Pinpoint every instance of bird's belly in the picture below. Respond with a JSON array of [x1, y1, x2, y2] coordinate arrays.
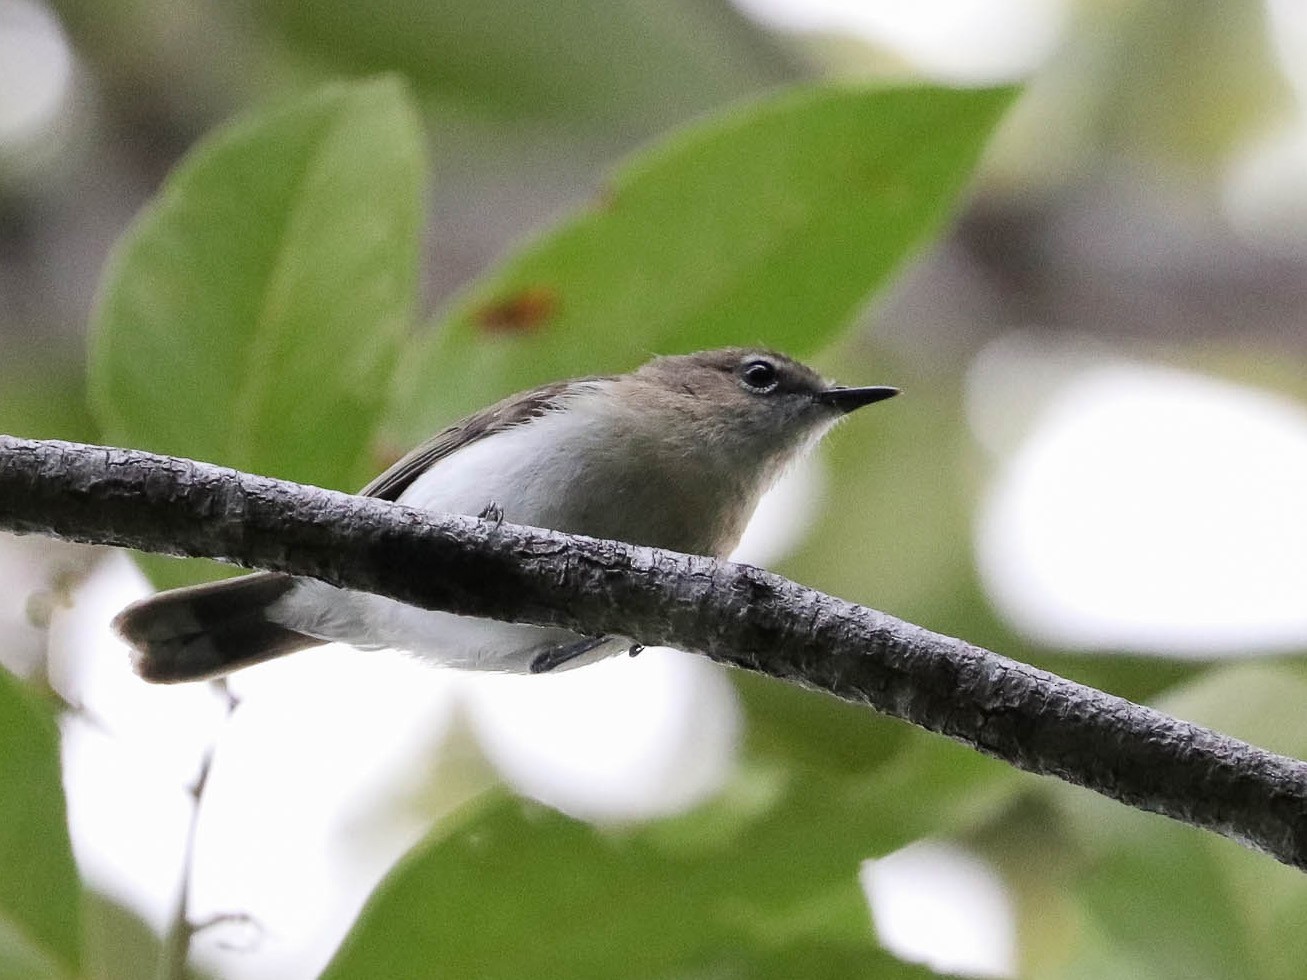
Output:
[[268, 580, 604, 672]]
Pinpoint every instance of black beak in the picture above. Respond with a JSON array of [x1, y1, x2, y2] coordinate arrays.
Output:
[[816, 385, 900, 413]]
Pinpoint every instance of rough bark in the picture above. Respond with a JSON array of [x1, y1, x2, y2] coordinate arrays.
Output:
[[3, 434, 1306, 869]]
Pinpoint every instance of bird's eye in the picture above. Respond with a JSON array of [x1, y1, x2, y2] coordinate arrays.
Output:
[[740, 359, 778, 392]]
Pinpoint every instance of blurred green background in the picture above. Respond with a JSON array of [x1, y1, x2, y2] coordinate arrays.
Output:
[[4, 0, 1307, 978]]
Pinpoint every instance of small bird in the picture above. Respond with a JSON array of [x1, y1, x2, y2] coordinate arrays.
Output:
[[115, 348, 897, 682]]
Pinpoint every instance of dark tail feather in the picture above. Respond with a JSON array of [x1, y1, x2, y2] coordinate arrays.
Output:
[[113, 572, 324, 683]]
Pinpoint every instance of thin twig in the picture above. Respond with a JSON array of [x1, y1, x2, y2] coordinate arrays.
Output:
[[2, 435, 1307, 869], [156, 680, 240, 980]]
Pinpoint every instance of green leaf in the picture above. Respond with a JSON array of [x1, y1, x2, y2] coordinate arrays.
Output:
[[0, 358, 94, 444], [324, 709, 1020, 980], [0, 670, 81, 978], [733, 669, 916, 776], [1222, 846, 1307, 980], [89, 76, 425, 494], [721, 942, 942, 980], [1028, 709, 1275, 980], [82, 890, 165, 980], [321, 795, 925, 980], [993, 788, 1258, 980], [697, 717, 1023, 878], [384, 85, 1015, 443], [1069, 834, 1252, 980]]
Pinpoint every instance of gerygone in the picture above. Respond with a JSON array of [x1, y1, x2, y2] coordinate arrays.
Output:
[[115, 348, 897, 682]]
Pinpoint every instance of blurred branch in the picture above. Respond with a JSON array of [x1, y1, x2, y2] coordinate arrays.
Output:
[[3, 434, 1307, 870], [957, 189, 1307, 350]]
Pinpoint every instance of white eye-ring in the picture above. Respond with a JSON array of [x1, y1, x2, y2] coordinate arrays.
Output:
[[740, 359, 778, 392]]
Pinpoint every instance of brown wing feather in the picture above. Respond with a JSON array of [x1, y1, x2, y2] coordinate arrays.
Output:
[[360, 378, 606, 502]]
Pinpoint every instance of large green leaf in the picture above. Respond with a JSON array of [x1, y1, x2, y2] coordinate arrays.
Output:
[[320, 795, 941, 980], [0, 670, 81, 979], [1067, 834, 1252, 980], [322, 673, 1021, 980], [89, 77, 425, 493], [384, 85, 1015, 443]]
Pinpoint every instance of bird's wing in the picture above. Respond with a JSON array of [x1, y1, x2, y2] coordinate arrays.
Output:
[[359, 377, 606, 502]]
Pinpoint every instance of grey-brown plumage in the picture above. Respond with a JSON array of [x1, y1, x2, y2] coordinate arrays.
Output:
[[114, 348, 897, 682]]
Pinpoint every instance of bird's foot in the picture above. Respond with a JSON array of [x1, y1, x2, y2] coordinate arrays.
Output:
[[530, 636, 611, 673]]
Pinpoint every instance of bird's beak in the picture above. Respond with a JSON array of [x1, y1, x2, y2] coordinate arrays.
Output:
[[816, 385, 900, 413]]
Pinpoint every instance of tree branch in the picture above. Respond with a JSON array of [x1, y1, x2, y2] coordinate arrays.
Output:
[[3, 434, 1307, 869]]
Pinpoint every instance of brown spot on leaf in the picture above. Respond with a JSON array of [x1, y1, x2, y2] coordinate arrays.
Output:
[[474, 286, 559, 333]]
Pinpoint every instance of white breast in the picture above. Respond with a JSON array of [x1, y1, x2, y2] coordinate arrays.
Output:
[[397, 404, 604, 526]]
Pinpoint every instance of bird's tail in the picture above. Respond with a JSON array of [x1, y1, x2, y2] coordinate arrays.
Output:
[[113, 572, 323, 683]]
